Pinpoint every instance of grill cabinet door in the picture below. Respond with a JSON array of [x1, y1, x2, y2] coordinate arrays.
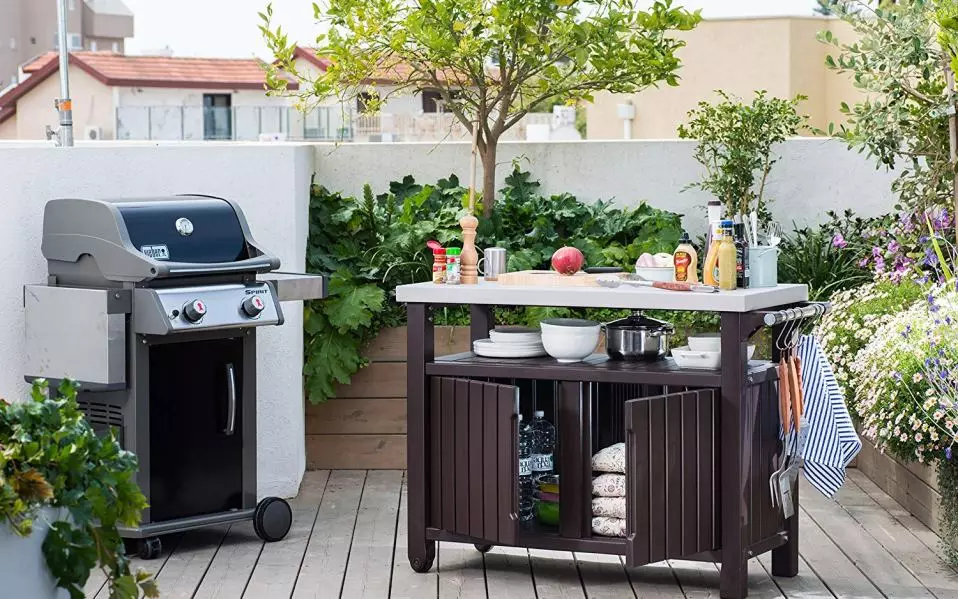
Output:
[[429, 377, 519, 545], [625, 389, 718, 567]]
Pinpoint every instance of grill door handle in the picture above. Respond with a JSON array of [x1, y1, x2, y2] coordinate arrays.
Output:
[[224, 363, 237, 436]]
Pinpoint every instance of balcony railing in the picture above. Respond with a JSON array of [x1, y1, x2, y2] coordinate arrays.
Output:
[[114, 106, 555, 142]]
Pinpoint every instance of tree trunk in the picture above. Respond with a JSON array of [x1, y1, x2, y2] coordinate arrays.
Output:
[[480, 142, 498, 218]]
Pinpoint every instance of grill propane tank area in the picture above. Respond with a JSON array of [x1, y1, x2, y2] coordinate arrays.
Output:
[[22, 195, 327, 559]]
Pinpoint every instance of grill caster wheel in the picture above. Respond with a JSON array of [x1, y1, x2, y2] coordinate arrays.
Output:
[[410, 556, 434, 573], [253, 497, 293, 542], [474, 544, 493, 554], [138, 537, 162, 560]]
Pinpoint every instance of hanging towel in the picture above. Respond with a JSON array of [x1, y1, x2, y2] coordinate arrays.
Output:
[[796, 334, 862, 498]]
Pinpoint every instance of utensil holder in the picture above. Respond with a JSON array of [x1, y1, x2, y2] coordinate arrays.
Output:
[[750, 246, 779, 288]]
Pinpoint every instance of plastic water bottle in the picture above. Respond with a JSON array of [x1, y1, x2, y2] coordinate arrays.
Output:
[[530, 410, 555, 483], [518, 416, 534, 521]]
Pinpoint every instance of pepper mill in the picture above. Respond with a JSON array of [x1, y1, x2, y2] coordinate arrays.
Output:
[[460, 121, 481, 285]]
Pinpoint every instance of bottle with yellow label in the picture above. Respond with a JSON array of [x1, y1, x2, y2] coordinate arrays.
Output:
[[702, 223, 722, 287], [717, 220, 737, 290], [673, 231, 698, 283]]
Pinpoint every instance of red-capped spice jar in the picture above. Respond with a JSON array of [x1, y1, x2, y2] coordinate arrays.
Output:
[[432, 247, 447, 284]]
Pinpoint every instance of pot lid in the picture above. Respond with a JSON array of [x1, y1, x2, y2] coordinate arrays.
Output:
[[608, 312, 674, 332]]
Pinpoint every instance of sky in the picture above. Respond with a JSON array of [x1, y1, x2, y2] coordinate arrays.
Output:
[[122, 0, 822, 60]]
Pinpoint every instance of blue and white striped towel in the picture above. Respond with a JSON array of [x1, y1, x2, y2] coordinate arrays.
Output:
[[795, 334, 862, 498]]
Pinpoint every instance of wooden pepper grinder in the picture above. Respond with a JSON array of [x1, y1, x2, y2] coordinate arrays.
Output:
[[460, 122, 480, 285]]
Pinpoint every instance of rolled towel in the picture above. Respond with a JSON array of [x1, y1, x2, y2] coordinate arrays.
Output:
[[592, 516, 626, 538], [592, 473, 626, 497], [592, 442, 625, 474], [592, 497, 626, 519]]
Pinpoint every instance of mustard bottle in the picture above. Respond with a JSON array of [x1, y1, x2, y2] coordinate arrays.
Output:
[[717, 220, 737, 290], [703, 223, 722, 287], [673, 231, 698, 283]]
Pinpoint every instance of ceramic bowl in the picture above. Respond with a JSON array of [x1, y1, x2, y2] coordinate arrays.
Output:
[[539, 319, 601, 363], [671, 345, 756, 369], [687, 333, 721, 352], [633, 266, 674, 282]]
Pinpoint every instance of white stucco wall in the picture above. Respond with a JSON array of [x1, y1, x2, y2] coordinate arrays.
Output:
[[0, 141, 312, 499], [313, 138, 899, 233]]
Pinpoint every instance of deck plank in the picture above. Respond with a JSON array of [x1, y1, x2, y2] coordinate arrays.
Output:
[[292, 470, 367, 599], [746, 558, 785, 599], [154, 526, 229, 599], [529, 549, 585, 598], [340, 470, 404, 599], [94, 534, 183, 599], [390, 477, 439, 599], [801, 480, 933, 599], [482, 545, 536, 599], [574, 552, 636, 599], [828, 475, 958, 598], [622, 559, 686, 599], [756, 553, 834, 598], [795, 506, 883, 599], [438, 542, 486, 599], [669, 560, 720, 599], [192, 523, 264, 599]]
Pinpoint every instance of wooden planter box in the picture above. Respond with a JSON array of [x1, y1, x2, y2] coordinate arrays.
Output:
[[305, 326, 470, 469]]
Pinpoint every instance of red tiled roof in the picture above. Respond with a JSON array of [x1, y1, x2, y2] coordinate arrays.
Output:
[[0, 52, 297, 124]]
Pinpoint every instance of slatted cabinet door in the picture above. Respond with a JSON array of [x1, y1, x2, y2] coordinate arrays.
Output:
[[624, 389, 718, 567], [429, 377, 519, 545]]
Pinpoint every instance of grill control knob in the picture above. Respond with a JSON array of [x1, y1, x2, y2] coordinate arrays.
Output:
[[182, 299, 207, 323], [242, 295, 266, 318]]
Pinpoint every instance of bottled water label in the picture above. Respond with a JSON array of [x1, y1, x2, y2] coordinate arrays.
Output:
[[532, 453, 553, 472], [519, 457, 532, 477]]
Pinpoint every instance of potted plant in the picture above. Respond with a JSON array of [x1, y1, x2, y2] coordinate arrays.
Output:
[[0, 379, 158, 599]]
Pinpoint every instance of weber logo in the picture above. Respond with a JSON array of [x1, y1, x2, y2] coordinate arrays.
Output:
[[140, 244, 170, 260]]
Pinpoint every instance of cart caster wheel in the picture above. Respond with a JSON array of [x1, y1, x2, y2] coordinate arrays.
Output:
[[138, 537, 162, 560], [474, 544, 493, 553], [410, 556, 434, 573], [254, 497, 293, 542]]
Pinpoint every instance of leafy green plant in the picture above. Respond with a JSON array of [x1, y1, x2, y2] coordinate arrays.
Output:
[[677, 90, 808, 220], [0, 380, 157, 599], [777, 210, 874, 301], [304, 168, 685, 402]]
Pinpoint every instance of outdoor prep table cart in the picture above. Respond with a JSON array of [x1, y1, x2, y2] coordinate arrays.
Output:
[[396, 280, 813, 599]]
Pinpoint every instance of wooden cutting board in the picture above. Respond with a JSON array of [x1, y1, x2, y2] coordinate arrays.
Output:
[[494, 270, 605, 287]]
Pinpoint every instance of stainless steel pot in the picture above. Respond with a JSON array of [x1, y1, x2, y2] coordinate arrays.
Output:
[[604, 312, 674, 361]]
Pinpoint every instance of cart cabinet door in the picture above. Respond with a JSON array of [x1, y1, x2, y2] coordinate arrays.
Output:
[[625, 389, 718, 567], [429, 377, 519, 545]]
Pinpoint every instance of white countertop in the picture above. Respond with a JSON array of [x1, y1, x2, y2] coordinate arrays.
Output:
[[395, 280, 809, 313]]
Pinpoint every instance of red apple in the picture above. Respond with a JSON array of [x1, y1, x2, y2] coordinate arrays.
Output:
[[551, 246, 585, 275]]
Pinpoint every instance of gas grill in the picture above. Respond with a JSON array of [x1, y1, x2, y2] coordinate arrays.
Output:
[[23, 195, 327, 559]]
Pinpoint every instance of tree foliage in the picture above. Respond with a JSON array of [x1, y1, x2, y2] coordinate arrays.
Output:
[[260, 0, 700, 213]]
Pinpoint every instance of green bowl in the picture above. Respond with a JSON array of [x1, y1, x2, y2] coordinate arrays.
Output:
[[536, 500, 560, 526]]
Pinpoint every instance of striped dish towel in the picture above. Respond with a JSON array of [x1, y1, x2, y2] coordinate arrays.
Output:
[[795, 334, 862, 498]]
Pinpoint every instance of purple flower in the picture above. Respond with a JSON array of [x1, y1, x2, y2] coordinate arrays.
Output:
[[933, 209, 952, 231], [947, 447, 953, 460], [893, 371, 903, 380], [872, 246, 882, 258], [859, 258, 870, 267], [833, 233, 848, 249], [875, 256, 886, 274], [924, 247, 939, 267], [888, 240, 900, 253]]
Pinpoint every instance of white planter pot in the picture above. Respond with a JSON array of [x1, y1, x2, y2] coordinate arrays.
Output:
[[0, 508, 70, 599]]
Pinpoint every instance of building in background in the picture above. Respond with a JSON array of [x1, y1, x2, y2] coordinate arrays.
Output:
[[586, 17, 861, 139], [0, 0, 134, 89]]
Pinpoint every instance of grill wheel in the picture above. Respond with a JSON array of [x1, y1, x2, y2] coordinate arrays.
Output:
[[253, 497, 293, 542]]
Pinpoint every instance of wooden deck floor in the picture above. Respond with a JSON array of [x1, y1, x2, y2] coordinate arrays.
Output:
[[85, 468, 958, 599]]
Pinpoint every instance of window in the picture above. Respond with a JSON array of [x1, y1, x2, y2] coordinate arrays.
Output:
[[356, 92, 379, 113], [203, 94, 233, 140], [68, 34, 82, 50], [112, 41, 119, 52], [421, 90, 442, 113], [89, 40, 97, 51]]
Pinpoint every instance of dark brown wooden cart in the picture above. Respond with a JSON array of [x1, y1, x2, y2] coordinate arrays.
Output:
[[396, 281, 814, 599]]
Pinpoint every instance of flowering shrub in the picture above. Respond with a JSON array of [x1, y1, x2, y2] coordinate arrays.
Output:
[[816, 279, 925, 411], [860, 208, 954, 283]]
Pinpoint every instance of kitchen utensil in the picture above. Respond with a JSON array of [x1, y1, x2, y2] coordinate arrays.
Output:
[[496, 270, 603, 287], [780, 354, 807, 519], [670, 345, 756, 369], [687, 333, 721, 352], [478, 247, 507, 281], [750, 211, 760, 247], [540, 318, 601, 363], [584, 266, 625, 274], [770, 359, 792, 510], [488, 326, 541, 345], [473, 338, 546, 358], [766, 222, 783, 247], [632, 266, 675, 282], [750, 246, 780, 288], [597, 276, 718, 293], [604, 312, 674, 361]]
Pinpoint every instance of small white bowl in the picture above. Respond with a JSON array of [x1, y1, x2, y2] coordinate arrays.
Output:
[[539, 318, 601, 363], [688, 333, 721, 352], [633, 266, 674, 282], [671, 344, 756, 369]]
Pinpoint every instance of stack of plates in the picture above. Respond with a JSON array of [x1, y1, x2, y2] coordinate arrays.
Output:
[[473, 326, 546, 358]]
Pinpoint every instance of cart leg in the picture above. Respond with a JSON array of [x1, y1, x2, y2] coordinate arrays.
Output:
[[407, 303, 436, 573], [720, 312, 748, 599], [772, 482, 799, 577], [470, 304, 494, 342]]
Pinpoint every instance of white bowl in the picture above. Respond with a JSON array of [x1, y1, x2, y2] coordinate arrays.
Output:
[[539, 318, 601, 363], [489, 326, 541, 345], [633, 266, 674, 282], [688, 333, 721, 352], [671, 344, 756, 369]]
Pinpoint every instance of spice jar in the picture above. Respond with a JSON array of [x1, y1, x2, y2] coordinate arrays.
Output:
[[432, 247, 447, 284], [446, 247, 461, 285]]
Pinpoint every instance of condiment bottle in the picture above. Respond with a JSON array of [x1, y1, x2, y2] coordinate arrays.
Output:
[[717, 220, 737, 290], [703, 222, 722, 287], [446, 247, 461, 285], [733, 223, 750, 289], [705, 200, 723, 253], [673, 231, 698, 283], [432, 247, 447, 284]]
